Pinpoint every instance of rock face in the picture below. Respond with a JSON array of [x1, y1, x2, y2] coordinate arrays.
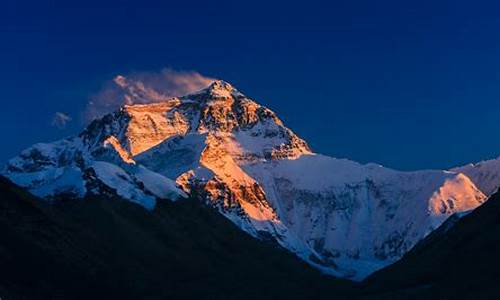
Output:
[[2, 78, 493, 280]]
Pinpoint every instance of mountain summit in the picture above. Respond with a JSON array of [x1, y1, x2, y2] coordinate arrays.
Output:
[[3, 78, 497, 279], [200, 79, 236, 95]]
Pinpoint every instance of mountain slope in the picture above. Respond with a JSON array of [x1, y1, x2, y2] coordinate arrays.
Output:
[[5, 175, 500, 299], [361, 190, 500, 299], [1, 78, 490, 280], [0, 176, 355, 299], [452, 157, 500, 195], [244, 156, 486, 279]]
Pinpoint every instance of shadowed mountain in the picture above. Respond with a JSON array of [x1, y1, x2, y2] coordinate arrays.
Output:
[[0, 176, 355, 300], [4, 172, 500, 299], [361, 189, 500, 299]]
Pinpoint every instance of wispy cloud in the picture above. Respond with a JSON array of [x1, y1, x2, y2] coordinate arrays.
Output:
[[84, 68, 215, 122], [51, 112, 72, 129]]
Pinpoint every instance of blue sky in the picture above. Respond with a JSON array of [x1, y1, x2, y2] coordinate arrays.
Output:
[[1, 0, 500, 170]]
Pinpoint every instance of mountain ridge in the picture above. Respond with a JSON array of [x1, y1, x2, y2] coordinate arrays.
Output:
[[3, 77, 498, 280]]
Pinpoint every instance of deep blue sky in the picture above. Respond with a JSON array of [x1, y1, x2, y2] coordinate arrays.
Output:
[[1, 0, 500, 170]]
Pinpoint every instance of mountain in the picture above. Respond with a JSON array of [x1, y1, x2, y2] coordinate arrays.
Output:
[[0, 176, 356, 299], [5, 173, 500, 300], [361, 188, 500, 299], [2, 77, 492, 280], [451, 157, 500, 195]]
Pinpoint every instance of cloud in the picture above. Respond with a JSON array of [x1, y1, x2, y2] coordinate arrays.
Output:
[[84, 68, 215, 122], [51, 112, 72, 129]]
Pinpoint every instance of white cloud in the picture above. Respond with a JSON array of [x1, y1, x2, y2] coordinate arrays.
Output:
[[84, 68, 215, 122], [51, 112, 72, 129]]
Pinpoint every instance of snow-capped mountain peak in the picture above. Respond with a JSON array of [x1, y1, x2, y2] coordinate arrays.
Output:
[[2, 79, 497, 281], [195, 79, 237, 98]]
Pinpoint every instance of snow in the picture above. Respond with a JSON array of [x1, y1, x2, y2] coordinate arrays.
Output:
[[451, 157, 500, 196], [2, 78, 498, 281], [124, 100, 190, 155], [241, 153, 486, 280], [132, 165, 187, 200], [90, 161, 156, 210], [103, 136, 135, 164], [232, 121, 290, 159], [8, 166, 86, 199], [135, 133, 207, 179], [203, 80, 237, 98]]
